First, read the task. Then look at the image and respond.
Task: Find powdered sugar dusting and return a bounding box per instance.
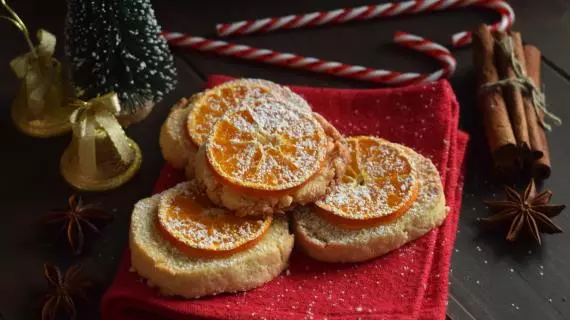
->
[190,84,271,145]
[158,182,270,251]
[298,147,443,242]
[188,79,311,146]
[207,102,327,191]
[316,137,418,220]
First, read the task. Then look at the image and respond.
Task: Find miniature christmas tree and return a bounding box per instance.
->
[65,0,177,124]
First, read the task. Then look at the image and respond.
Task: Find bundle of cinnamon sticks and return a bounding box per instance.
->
[473,24,551,180]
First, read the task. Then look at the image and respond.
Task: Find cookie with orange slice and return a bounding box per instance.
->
[159,79,311,178]
[159,97,199,173]
[293,136,447,263]
[130,181,294,298]
[195,101,349,216]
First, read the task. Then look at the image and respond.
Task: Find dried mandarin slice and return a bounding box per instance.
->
[158,182,272,257]
[187,79,311,147]
[315,136,419,228]
[206,102,327,192]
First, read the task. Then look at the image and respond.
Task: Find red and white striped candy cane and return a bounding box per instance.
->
[216,0,514,47]
[163,31,456,85]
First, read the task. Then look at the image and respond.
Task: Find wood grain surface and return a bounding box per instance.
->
[0,1,568,319]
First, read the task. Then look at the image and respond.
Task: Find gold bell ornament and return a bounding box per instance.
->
[61,93,142,191]
[3,0,72,137]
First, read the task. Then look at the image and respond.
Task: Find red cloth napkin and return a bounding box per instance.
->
[102,76,469,320]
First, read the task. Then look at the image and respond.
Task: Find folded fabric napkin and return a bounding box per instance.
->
[102,75,469,320]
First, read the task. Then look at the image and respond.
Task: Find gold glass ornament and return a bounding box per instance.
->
[2,0,72,137]
[61,93,142,191]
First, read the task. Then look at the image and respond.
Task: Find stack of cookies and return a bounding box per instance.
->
[130,79,447,298]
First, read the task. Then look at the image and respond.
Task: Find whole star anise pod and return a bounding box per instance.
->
[480,180,565,245]
[45,195,112,255]
[42,264,91,320]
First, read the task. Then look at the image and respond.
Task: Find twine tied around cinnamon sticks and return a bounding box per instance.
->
[473,25,554,180]
[481,35,562,131]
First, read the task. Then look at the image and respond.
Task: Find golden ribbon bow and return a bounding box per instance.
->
[9,29,58,115]
[69,93,133,177]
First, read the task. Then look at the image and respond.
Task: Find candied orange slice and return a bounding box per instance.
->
[187,80,310,147]
[315,136,419,228]
[158,183,272,257]
[206,102,327,192]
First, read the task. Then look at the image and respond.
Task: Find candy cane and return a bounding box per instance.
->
[163,31,456,85]
[216,0,514,47]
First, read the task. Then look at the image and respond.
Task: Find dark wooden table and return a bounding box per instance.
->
[1,1,569,319]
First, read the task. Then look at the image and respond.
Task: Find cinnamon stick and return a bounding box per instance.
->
[494,32,531,158]
[523,45,551,179]
[472,25,517,172]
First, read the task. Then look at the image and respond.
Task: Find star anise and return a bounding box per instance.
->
[45,195,112,255]
[480,180,565,245]
[42,264,91,320]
